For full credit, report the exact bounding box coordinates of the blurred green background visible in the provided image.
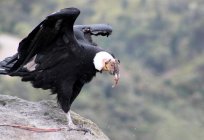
[1,0,204,140]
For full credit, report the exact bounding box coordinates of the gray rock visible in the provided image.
[0,95,109,140]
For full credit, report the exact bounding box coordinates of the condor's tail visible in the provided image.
[0,54,18,75]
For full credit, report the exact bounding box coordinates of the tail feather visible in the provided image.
[0,54,18,75]
[0,70,8,75]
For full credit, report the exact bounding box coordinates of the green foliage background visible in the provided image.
[1,0,204,139]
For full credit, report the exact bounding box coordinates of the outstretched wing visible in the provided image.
[9,8,80,73]
[74,24,112,46]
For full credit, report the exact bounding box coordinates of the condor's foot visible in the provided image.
[67,124,92,135]
[66,111,93,135]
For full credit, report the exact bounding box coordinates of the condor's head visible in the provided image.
[93,51,120,87]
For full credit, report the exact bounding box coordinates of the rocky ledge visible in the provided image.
[0,95,109,140]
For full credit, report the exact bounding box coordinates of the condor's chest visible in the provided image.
[77,59,96,83]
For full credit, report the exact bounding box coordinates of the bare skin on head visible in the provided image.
[102,58,120,87]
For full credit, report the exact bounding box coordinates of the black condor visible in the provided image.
[0,8,120,133]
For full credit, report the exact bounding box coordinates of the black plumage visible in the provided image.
[0,7,120,132]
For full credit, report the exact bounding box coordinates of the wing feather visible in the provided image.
[74,24,112,46]
[10,8,80,73]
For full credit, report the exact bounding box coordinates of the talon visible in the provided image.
[67,125,92,135]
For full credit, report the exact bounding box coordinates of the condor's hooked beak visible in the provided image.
[103,59,120,87]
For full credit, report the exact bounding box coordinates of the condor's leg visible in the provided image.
[66,81,92,134]
[57,80,91,134]
[66,111,91,134]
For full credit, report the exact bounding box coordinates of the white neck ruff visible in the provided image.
[93,51,114,71]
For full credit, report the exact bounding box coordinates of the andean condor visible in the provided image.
[0,8,120,133]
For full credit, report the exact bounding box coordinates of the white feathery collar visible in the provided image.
[93,51,114,71]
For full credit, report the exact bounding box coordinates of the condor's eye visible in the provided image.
[105,59,111,64]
